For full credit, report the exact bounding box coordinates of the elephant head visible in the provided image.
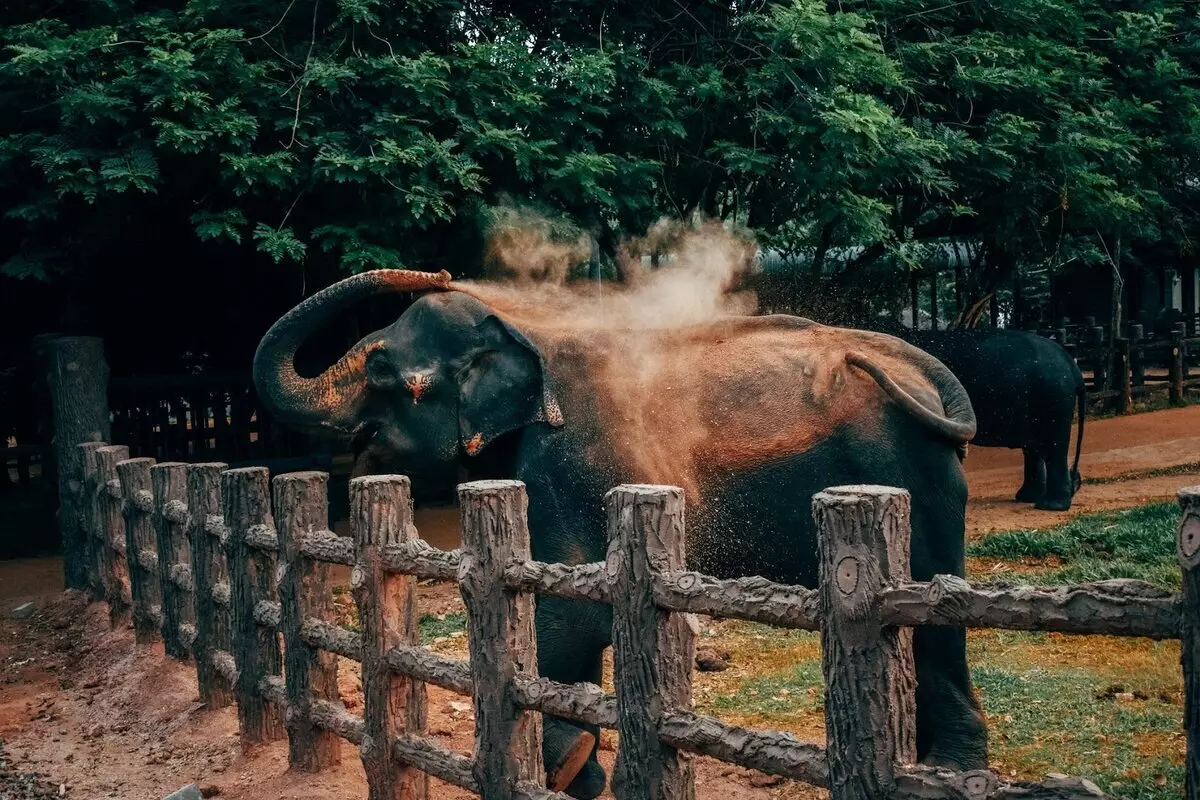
[252,269,564,477]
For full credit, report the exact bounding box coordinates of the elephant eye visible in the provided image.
[404,371,435,403]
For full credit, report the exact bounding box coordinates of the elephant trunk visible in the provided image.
[252,269,453,435]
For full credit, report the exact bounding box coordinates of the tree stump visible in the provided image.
[189,463,233,710]
[813,485,917,800]
[351,475,428,800]
[223,467,285,748]
[42,336,110,590]
[95,445,132,630]
[117,457,160,645]
[607,484,696,800]
[275,471,342,771]
[458,480,544,797]
[1178,486,1200,800]
[154,462,192,658]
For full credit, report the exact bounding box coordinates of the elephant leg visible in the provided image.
[1035,437,1073,511]
[1014,447,1046,503]
[914,625,989,770]
[536,596,610,799]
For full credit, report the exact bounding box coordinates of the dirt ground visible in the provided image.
[2,404,1198,800]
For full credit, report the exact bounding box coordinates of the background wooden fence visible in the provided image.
[71,437,1200,800]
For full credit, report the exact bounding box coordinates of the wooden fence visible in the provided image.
[72,438,1200,800]
[1043,320,1200,413]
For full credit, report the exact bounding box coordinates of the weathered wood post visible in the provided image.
[813,485,917,800]
[78,441,107,602]
[608,484,696,800]
[1129,324,1145,387]
[1179,486,1200,800]
[116,457,161,645]
[188,463,233,710]
[153,462,192,658]
[1171,325,1187,406]
[351,475,428,800]
[275,471,341,771]
[458,480,544,796]
[223,467,286,747]
[1117,339,1133,414]
[42,336,110,590]
[95,445,133,629]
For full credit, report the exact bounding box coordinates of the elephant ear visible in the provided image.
[456,315,564,457]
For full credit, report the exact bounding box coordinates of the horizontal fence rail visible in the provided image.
[71,437,1200,800]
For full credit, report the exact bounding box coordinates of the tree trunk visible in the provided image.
[41,336,110,590]
[1106,233,1124,392]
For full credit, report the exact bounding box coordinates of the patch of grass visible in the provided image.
[973,664,1182,799]
[418,611,467,645]
[1083,462,1200,486]
[968,503,1180,588]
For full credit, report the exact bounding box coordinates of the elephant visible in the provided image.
[252,269,989,797]
[865,323,1087,512]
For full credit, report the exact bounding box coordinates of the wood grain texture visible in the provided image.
[117,457,160,645]
[77,442,107,601]
[814,485,917,800]
[95,445,132,630]
[153,462,191,658]
[458,480,544,797]
[300,530,354,566]
[275,471,341,771]
[46,338,110,590]
[223,467,286,747]
[351,475,428,800]
[1179,486,1200,800]
[189,463,233,709]
[607,484,695,800]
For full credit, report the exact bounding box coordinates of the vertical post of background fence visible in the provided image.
[1177,486,1200,800]
[154,462,192,658]
[78,441,107,602]
[117,457,160,645]
[276,471,341,771]
[1129,324,1145,387]
[459,480,544,797]
[351,475,428,800]
[95,445,132,630]
[814,485,917,800]
[189,463,233,710]
[1171,325,1186,406]
[608,484,695,800]
[223,466,285,747]
[1117,339,1133,414]
[1091,326,1109,390]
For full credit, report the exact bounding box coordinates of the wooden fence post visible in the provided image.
[459,480,544,797]
[607,484,695,800]
[116,457,160,645]
[223,466,286,747]
[189,463,233,710]
[1117,339,1133,414]
[1171,327,1186,406]
[275,471,341,771]
[153,462,192,659]
[813,485,917,800]
[95,445,132,630]
[1178,486,1200,800]
[1129,325,1144,387]
[78,441,107,602]
[351,475,428,800]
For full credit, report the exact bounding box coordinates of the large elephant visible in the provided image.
[253,269,988,797]
[870,324,1086,511]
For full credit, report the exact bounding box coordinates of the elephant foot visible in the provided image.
[1035,497,1072,512]
[561,758,608,799]
[1014,485,1044,504]
[548,730,597,794]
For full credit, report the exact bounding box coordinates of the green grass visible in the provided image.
[418,611,467,644]
[968,502,1181,588]
[973,664,1181,799]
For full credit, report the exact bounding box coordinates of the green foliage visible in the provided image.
[1,0,1197,304]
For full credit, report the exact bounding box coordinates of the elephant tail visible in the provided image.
[845,351,976,446]
[1071,380,1086,493]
